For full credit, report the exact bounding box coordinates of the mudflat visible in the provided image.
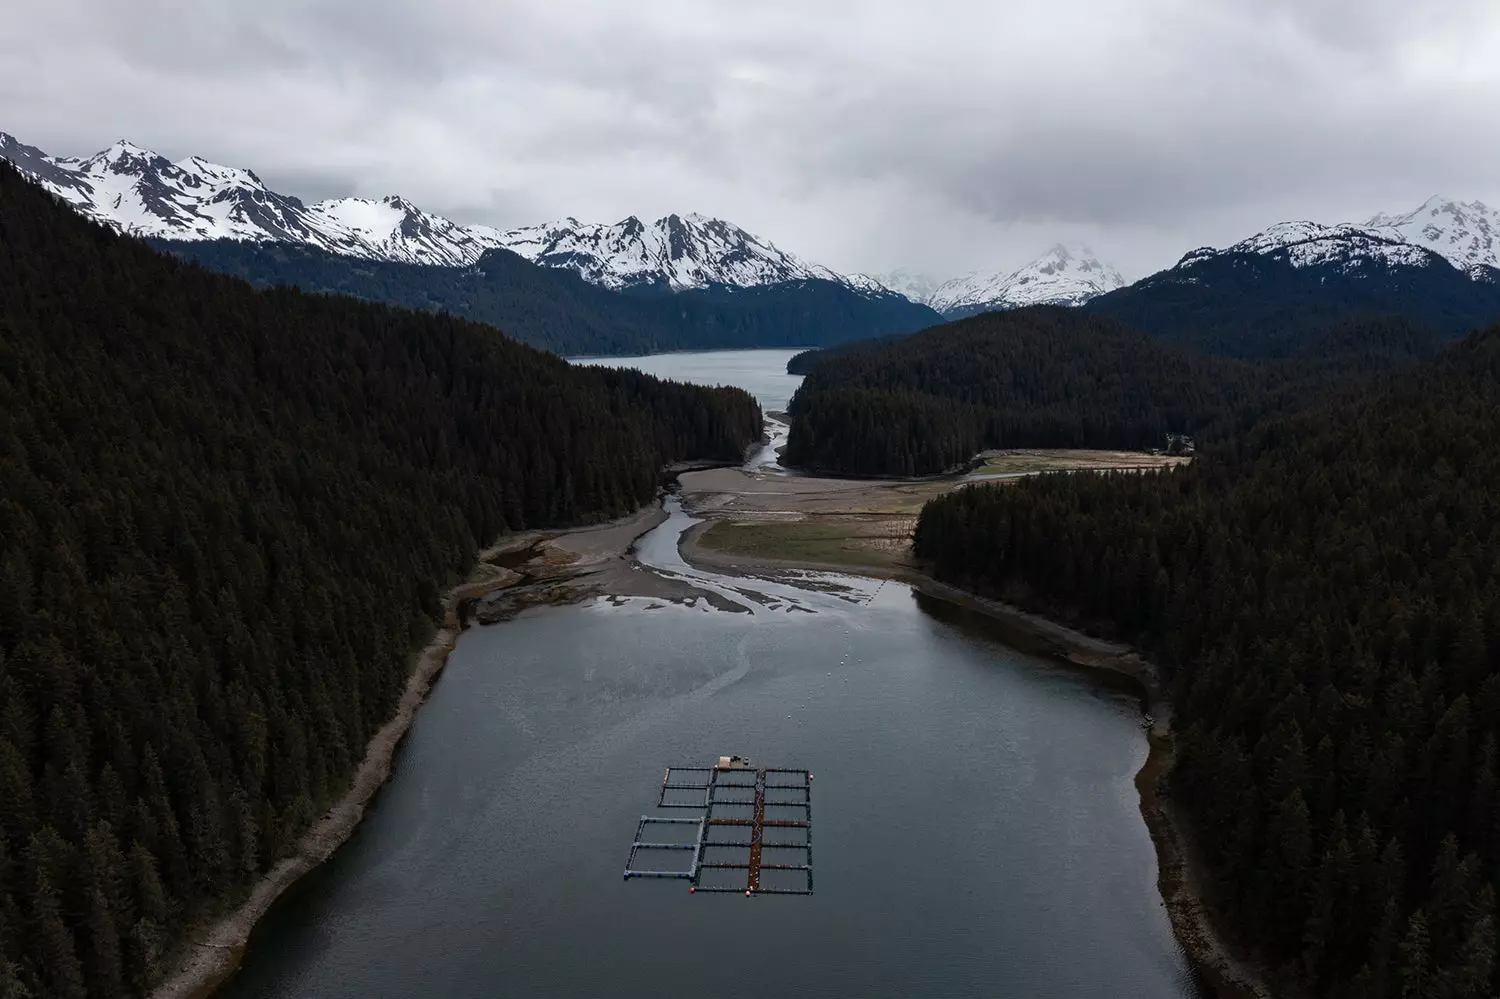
[679,449,1187,572]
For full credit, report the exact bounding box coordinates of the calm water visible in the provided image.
[570,348,805,412]
[223,353,1200,999]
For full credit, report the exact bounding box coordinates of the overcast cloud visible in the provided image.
[3,0,1499,279]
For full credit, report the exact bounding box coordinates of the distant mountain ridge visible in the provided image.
[0,131,514,266]
[10,128,1500,349]
[154,237,944,357]
[0,129,891,297]
[887,198,1500,323]
[929,244,1126,316]
[1365,196,1500,275]
[1174,197,1500,278]
[880,245,1127,318]
[1079,196,1500,357]
[495,212,889,294]
[0,130,943,358]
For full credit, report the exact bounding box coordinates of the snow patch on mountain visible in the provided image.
[927,244,1126,315]
[874,268,945,305]
[0,130,888,293]
[1176,198,1500,278]
[0,130,510,265]
[1186,221,1441,272]
[492,212,887,294]
[1366,196,1500,273]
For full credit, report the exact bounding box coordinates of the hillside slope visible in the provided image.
[1089,223,1500,357]
[0,164,760,998]
[783,307,1279,476]
[158,238,943,355]
[914,326,1500,998]
[0,130,892,297]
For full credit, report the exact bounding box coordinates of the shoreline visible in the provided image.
[148,503,675,999]
[677,527,1273,999]
[154,460,1273,999]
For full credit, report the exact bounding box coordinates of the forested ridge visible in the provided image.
[783,307,1433,476]
[785,332,916,375]
[158,238,943,357]
[914,328,1500,997]
[0,165,760,997]
[1086,247,1500,357]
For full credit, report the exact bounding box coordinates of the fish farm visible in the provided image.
[622,757,814,895]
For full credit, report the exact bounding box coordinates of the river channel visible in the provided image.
[220,350,1199,999]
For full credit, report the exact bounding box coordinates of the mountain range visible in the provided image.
[495,213,887,293]
[156,236,943,357]
[5,129,1500,353]
[0,131,887,299]
[1176,197,1500,280]
[885,197,1500,318]
[889,244,1128,317]
[1087,200,1500,357]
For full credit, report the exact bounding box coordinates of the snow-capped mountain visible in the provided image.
[494,213,885,293]
[875,267,946,305]
[1176,221,1442,274]
[927,244,1126,316]
[1366,196,1500,277]
[0,130,889,294]
[1175,198,1500,279]
[0,131,513,266]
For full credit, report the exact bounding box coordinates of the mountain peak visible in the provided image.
[926,244,1125,316]
[95,138,155,161]
[495,212,877,294]
[1361,196,1500,272]
[81,139,167,175]
[1166,196,1500,278]
[104,138,153,156]
[0,128,512,265]
[875,268,944,304]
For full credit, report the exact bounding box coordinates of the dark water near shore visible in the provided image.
[222,526,1198,997]
[222,351,1199,998]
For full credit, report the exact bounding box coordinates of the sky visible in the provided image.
[3,0,1500,281]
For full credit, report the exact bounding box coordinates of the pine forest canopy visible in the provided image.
[1084,248,1500,358]
[0,164,760,998]
[158,238,944,358]
[914,329,1500,997]
[781,307,1437,477]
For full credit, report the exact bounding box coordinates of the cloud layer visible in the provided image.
[5,0,1499,278]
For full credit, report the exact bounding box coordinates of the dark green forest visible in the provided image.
[0,165,761,997]
[784,332,915,375]
[914,328,1500,997]
[1086,245,1500,357]
[157,239,942,357]
[782,307,1435,476]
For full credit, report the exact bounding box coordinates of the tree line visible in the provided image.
[160,239,942,357]
[783,307,1432,477]
[913,327,1500,997]
[0,164,761,998]
[1086,245,1500,357]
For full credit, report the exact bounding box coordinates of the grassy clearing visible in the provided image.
[697,516,915,569]
[971,449,1190,477]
